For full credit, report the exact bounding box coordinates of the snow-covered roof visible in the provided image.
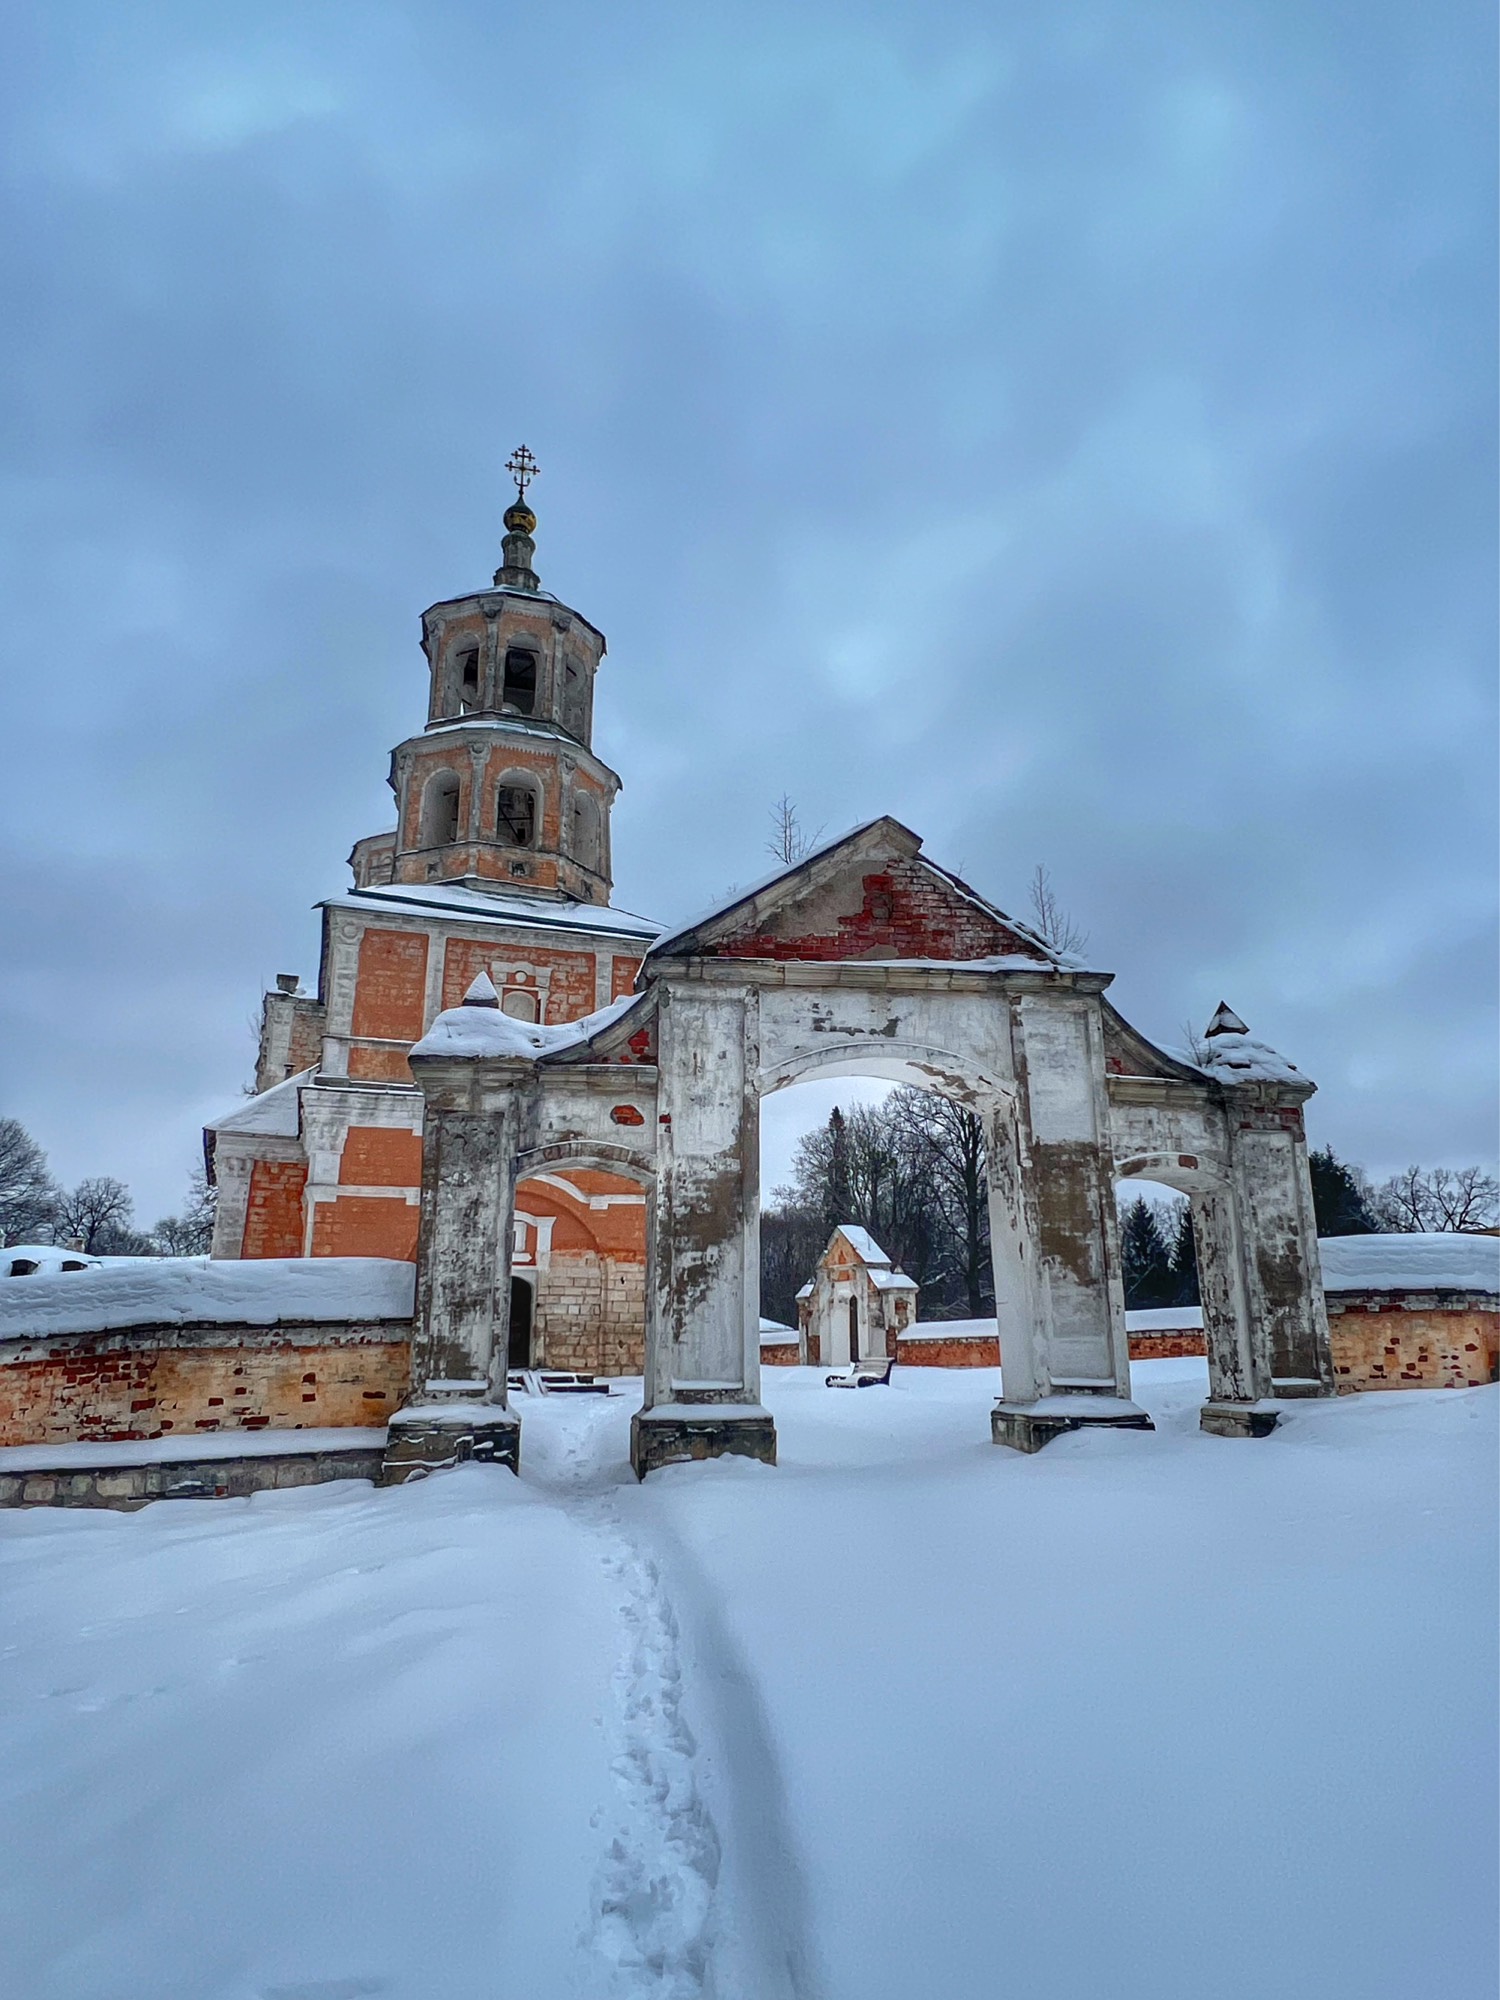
[323,881,660,943]
[870,1267,918,1291]
[207,1068,311,1138]
[795,1282,814,1300]
[410,985,643,1061]
[0,1256,416,1342]
[1192,1030,1305,1086]
[1,1245,102,1278]
[758,1318,796,1344]
[834,1225,891,1266]
[1318,1233,1499,1296]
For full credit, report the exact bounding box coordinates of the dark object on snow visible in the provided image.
[508,1369,611,1396]
[826,1355,896,1389]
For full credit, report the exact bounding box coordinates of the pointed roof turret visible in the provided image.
[461,971,501,1008]
[1204,1001,1249,1039]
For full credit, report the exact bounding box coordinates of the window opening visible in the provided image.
[502,649,537,714]
[457,647,480,711]
[501,988,540,1022]
[496,784,537,848]
[572,793,600,871]
[421,770,461,847]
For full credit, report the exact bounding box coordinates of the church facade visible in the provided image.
[206,461,660,1375]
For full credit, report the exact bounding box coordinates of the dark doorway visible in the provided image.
[508,1277,534,1368]
[848,1295,859,1362]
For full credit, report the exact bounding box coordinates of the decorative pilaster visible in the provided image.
[632,978,775,1477]
[383,982,530,1483]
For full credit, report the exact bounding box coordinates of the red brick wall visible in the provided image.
[1330,1301,1498,1391]
[896,1335,998,1367]
[242,1161,307,1259]
[442,938,597,1020]
[310,1196,419,1261]
[611,956,642,999]
[0,1327,410,1446]
[340,1127,423,1187]
[717,858,1047,963]
[351,929,429,1040]
[347,1045,414,1083]
[1128,1331,1208,1359]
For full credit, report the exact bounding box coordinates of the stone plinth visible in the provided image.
[991,1396,1154,1454]
[630,1405,776,1478]
[1199,1399,1281,1439]
[382,1403,520,1483]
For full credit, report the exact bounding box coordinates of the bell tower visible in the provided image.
[352,449,621,904]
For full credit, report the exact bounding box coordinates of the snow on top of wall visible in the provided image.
[0,1257,416,1342]
[207,1068,312,1137]
[870,1267,918,1291]
[1192,1031,1304,1086]
[1124,1307,1205,1332]
[410,992,639,1062]
[327,883,660,941]
[758,1318,796,1344]
[1318,1233,1499,1295]
[2,1245,103,1277]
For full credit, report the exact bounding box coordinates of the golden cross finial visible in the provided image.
[505,444,539,500]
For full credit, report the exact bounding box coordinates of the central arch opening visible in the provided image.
[758,1058,1001,1374]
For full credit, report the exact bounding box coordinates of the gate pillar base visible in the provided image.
[991,1398,1154,1454]
[381,1404,521,1485]
[1199,1399,1280,1440]
[631,1406,776,1479]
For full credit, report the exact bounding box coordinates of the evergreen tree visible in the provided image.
[1167,1200,1199,1307]
[1308,1147,1377,1236]
[1120,1195,1174,1308]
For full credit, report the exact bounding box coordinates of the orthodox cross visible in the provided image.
[506,444,540,499]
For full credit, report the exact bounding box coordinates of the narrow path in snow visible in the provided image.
[524,1397,724,1999]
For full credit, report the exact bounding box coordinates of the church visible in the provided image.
[205,452,661,1375]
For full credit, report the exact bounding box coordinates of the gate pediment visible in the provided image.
[647,817,1059,967]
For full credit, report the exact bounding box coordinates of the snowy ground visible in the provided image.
[1,1361,1494,2000]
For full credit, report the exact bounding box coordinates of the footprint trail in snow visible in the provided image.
[535,1399,723,1998]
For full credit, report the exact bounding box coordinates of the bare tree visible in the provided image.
[1027,865,1088,958]
[767,794,824,867]
[0,1117,59,1246]
[55,1176,150,1255]
[1373,1165,1500,1234]
[153,1167,218,1257]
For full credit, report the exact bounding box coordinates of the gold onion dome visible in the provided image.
[504,499,537,534]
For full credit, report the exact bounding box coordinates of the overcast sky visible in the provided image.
[1,0,1494,1228]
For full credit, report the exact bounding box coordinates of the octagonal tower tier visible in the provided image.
[350,493,620,905]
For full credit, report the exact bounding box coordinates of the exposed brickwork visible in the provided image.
[347,1045,414,1083]
[1329,1298,1498,1391]
[897,1334,998,1368]
[518,1167,649,1372]
[0,1324,410,1447]
[611,955,643,999]
[242,1161,308,1259]
[350,929,429,1040]
[311,1196,419,1261]
[715,859,1047,964]
[761,1342,800,1366]
[441,938,597,1020]
[1128,1331,1208,1359]
[340,1126,423,1187]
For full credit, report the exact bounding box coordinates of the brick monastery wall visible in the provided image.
[1328,1297,1497,1391]
[243,1161,308,1259]
[0,1322,410,1448]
